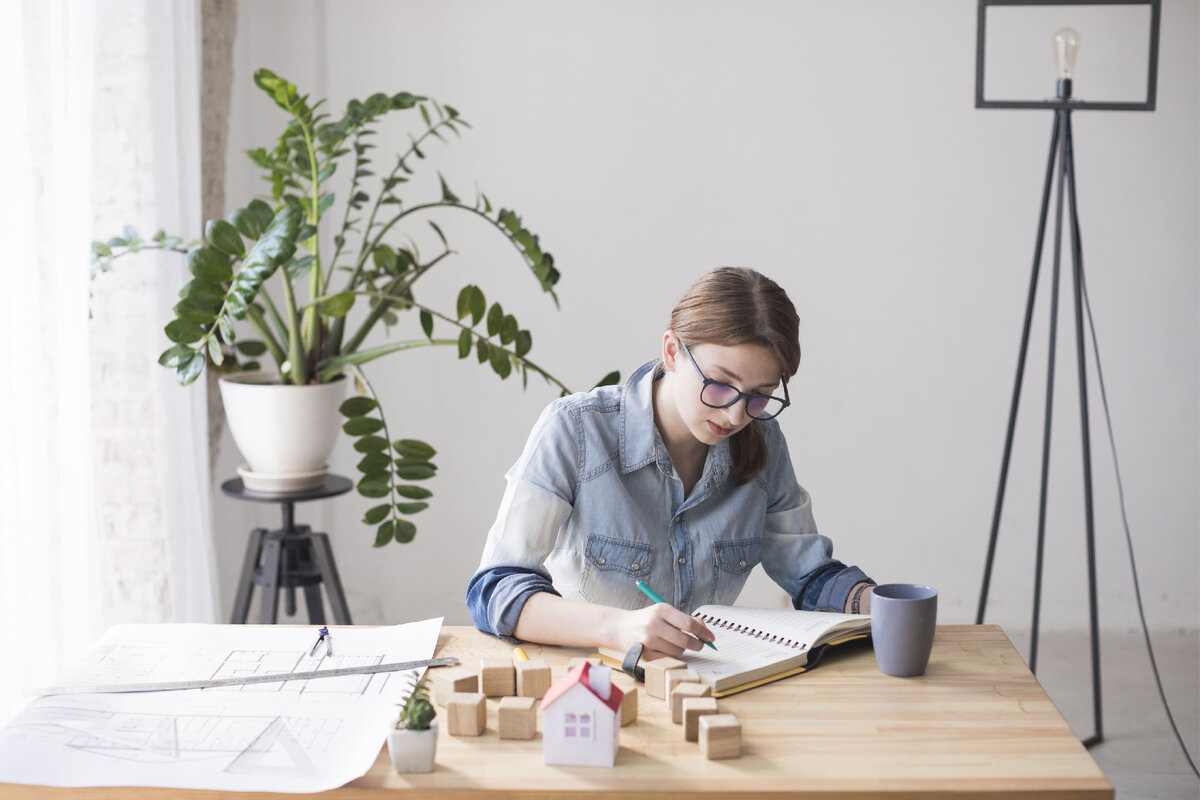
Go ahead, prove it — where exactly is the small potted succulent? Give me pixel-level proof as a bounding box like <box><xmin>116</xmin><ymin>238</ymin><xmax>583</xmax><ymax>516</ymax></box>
<box><xmin>387</xmin><ymin>672</ymin><xmax>438</xmax><ymax>773</ymax></box>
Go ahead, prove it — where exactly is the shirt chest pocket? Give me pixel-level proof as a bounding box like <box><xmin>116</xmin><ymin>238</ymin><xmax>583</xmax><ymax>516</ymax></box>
<box><xmin>708</xmin><ymin>537</ymin><xmax>762</xmax><ymax>605</ymax></box>
<box><xmin>579</xmin><ymin>535</ymin><xmax>653</xmax><ymax>608</ymax></box>
<box><xmin>584</xmin><ymin>535</ymin><xmax>653</xmax><ymax>577</ymax></box>
<box><xmin>712</xmin><ymin>538</ymin><xmax>761</xmax><ymax>576</ymax></box>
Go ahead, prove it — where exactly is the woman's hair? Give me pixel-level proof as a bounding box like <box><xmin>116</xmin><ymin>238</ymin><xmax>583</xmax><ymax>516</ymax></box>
<box><xmin>667</xmin><ymin>266</ymin><xmax>801</xmax><ymax>484</ymax></box>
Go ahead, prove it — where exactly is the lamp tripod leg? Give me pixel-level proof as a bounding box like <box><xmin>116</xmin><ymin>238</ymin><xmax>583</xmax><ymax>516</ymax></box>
<box><xmin>977</xmin><ymin>113</ymin><xmax>1064</xmax><ymax>625</ymax></box>
<box><xmin>1030</xmin><ymin>109</ymin><xmax>1072</xmax><ymax>675</ymax></box>
<box><xmin>1062</xmin><ymin>113</ymin><xmax>1104</xmax><ymax>747</ymax></box>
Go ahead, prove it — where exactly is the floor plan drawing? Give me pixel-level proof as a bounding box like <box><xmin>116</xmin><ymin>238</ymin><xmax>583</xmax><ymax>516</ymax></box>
<box><xmin>0</xmin><ymin>618</ymin><xmax>442</xmax><ymax>793</ymax></box>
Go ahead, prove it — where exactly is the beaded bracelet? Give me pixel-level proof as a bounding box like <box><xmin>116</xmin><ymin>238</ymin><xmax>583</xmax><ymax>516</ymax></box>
<box><xmin>849</xmin><ymin>582</ymin><xmax>875</xmax><ymax>614</ymax></box>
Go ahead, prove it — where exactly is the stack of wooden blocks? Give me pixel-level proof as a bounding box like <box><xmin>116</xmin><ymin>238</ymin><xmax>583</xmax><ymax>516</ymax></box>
<box><xmin>428</xmin><ymin>650</ymin><xmax>737</xmax><ymax>761</ymax></box>
<box><xmin>643</xmin><ymin>656</ymin><xmax>741</xmax><ymax>759</ymax></box>
<box><xmin>433</xmin><ymin>653</ymin><xmax>640</xmax><ymax>741</ymax></box>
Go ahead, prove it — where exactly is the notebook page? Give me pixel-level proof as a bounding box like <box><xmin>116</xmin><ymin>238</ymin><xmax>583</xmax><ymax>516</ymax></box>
<box><xmin>695</xmin><ymin>606</ymin><xmax>867</xmax><ymax>648</ymax></box>
<box><xmin>679</xmin><ymin>621</ymin><xmax>800</xmax><ymax>684</ymax></box>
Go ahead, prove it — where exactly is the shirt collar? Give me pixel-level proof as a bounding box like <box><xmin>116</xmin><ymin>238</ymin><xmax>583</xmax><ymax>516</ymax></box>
<box><xmin>618</xmin><ymin>359</ymin><xmax>733</xmax><ymax>479</ymax></box>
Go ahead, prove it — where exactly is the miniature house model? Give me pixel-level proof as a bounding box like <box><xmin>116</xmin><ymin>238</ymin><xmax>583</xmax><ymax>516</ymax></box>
<box><xmin>540</xmin><ymin>661</ymin><xmax>624</xmax><ymax>767</ymax></box>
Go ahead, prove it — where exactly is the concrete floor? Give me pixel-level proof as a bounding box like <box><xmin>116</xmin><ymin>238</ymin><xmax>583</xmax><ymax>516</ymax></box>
<box><xmin>1006</xmin><ymin>628</ymin><xmax>1199</xmax><ymax>800</ymax></box>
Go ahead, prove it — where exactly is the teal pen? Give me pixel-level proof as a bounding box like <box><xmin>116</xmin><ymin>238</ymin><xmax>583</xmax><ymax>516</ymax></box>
<box><xmin>635</xmin><ymin>580</ymin><xmax>718</xmax><ymax>650</ymax></box>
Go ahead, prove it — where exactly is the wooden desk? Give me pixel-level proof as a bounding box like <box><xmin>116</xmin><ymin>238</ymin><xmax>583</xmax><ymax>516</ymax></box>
<box><xmin>1</xmin><ymin>625</ymin><xmax>1111</xmax><ymax>799</ymax></box>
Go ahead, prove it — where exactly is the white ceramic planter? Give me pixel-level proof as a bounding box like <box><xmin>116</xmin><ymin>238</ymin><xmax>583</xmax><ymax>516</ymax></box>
<box><xmin>218</xmin><ymin>373</ymin><xmax>347</xmax><ymax>481</ymax></box>
<box><xmin>387</xmin><ymin>720</ymin><xmax>438</xmax><ymax>773</ymax></box>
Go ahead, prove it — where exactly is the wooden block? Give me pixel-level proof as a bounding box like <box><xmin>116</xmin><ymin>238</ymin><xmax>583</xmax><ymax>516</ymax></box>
<box><xmin>699</xmin><ymin>713</ymin><xmax>741</xmax><ymax>759</ymax></box>
<box><xmin>619</xmin><ymin>687</ymin><xmax>638</xmax><ymax>727</ymax></box>
<box><xmin>446</xmin><ymin>692</ymin><xmax>487</xmax><ymax>737</ymax></box>
<box><xmin>497</xmin><ymin>696</ymin><xmax>537</xmax><ymax>740</ymax></box>
<box><xmin>663</xmin><ymin>668</ymin><xmax>700</xmax><ymax>709</ymax></box>
<box><xmin>566</xmin><ymin>656</ymin><xmax>602</xmax><ymax>670</ymax></box>
<box><xmin>515</xmin><ymin>659</ymin><xmax>552</xmax><ymax>699</ymax></box>
<box><xmin>432</xmin><ymin>667</ymin><xmax>478</xmax><ymax>706</ymax></box>
<box><xmin>480</xmin><ymin>658</ymin><xmax>516</xmax><ymax>697</ymax></box>
<box><xmin>643</xmin><ymin>657</ymin><xmax>686</xmax><ymax>699</ymax></box>
<box><xmin>670</xmin><ymin>680</ymin><xmax>711</xmax><ymax>724</ymax></box>
<box><xmin>682</xmin><ymin>696</ymin><xmax>720</xmax><ymax>741</ymax></box>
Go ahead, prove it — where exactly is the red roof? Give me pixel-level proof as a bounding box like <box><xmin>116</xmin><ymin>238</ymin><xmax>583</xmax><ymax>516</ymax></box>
<box><xmin>540</xmin><ymin>661</ymin><xmax>624</xmax><ymax>714</ymax></box>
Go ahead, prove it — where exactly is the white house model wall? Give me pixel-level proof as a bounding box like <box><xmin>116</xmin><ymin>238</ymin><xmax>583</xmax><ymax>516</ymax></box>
<box><xmin>540</xmin><ymin>662</ymin><xmax>624</xmax><ymax>767</ymax></box>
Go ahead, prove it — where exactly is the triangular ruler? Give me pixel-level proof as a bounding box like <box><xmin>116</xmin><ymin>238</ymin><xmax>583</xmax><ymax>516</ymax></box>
<box><xmin>224</xmin><ymin>715</ymin><xmax>318</xmax><ymax>777</ymax></box>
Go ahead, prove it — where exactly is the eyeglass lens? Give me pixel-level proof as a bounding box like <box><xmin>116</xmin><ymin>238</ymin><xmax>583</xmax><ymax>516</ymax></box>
<box><xmin>700</xmin><ymin>382</ymin><xmax>784</xmax><ymax>419</ymax></box>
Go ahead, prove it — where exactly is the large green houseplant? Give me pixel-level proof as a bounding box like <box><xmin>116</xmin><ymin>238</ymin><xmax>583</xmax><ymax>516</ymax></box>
<box><xmin>92</xmin><ymin>68</ymin><xmax>615</xmax><ymax>546</ymax></box>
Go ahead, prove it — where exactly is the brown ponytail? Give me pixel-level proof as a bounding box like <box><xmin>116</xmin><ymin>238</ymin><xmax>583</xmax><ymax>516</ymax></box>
<box><xmin>668</xmin><ymin>267</ymin><xmax>801</xmax><ymax>484</ymax></box>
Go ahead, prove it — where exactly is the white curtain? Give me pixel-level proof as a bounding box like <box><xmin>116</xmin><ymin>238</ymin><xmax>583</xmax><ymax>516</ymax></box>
<box><xmin>0</xmin><ymin>0</ymin><xmax>217</xmax><ymax>724</ymax></box>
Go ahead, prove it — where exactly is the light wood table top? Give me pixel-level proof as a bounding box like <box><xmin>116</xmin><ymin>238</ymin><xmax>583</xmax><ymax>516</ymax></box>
<box><xmin>0</xmin><ymin>624</ymin><xmax>1111</xmax><ymax>799</ymax></box>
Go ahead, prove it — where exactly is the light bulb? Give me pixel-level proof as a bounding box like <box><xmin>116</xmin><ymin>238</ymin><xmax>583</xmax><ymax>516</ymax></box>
<box><xmin>1053</xmin><ymin>27</ymin><xmax>1080</xmax><ymax>98</ymax></box>
<box><xmin>1053</xmin><ymin>27</ymin><xmax>1080</xmax><ymax>79</ymax></box>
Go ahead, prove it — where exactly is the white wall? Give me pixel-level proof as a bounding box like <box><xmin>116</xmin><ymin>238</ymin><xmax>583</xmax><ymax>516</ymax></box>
<box><xmin>213</xmin><ymin>0</ymin><xmax>1198</xmax><ymax>635</ymax></box>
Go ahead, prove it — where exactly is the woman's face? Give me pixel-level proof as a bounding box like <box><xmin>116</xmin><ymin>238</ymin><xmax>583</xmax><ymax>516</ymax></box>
<box><xmin>664</xmin><ymin>335</ymin><xmax>784</xmax><ymax>446</ymax></box>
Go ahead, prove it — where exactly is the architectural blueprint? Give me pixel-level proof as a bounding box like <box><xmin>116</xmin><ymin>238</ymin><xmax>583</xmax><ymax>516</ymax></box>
<box><xmin>0</xmin><ymin>618</ymin><xmax>442</xmax><ymax>793</ymax></box>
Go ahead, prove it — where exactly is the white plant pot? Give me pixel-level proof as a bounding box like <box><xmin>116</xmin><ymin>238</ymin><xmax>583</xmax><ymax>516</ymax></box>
<box><xmin>219</xmin><ymin>373</ymin><xmax>347</xmax><ymax>482</ymax></box>
<box><xmin>387</xmin><ymin>720</ymin><xmax>438</xmax><ymax>773</ymax></box>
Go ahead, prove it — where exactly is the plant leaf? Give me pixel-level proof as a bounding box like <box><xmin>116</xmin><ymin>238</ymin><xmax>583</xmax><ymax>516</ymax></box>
<box><xmin>357</xmin><ymin>452</ymin><xmax>391</xmax><ymax>473</ymax></box>
<box><xmin>177</xmin><ymin>353</ymin><xmax>205</xmax><ymax>385</ymax></box>
<box><xmin>392</xmin><ymin>519</ymin><xmax>417</xmax><ymax>544</ymax></box>
<box><xmin>356</xmin><ymin>475</ymin><xmax>390</xmax><ymax>498</ymax></box>
<box><xmin>353</xmin><ymin>435</ymin><xmax>389</xmax><ymax>453</ymax></box>
<box><xmin>501</xmin><ymin>314</ymin><xmax>518</xmax><ymax>345</ymax></box>
<box><xmin>206</xmin><ymin>219</ymin><xmax>245</xmax><ymax>257</ymax></box>
<box><xmin>235</xmin><ymin>340</ymin><xmax>268</xmax><ymax>356</ymax></box>
<box><xmin>340</xmin><ymin>396</ymin><xmax>378</xmax><ymax>416</ymax></box>
<box><xmin>490</xmin><ymin>345</ymin><xmax>512</xmax><ymax>379</ymax></box>
<box><xmin>363</xmin><ymin>504</ymin><xmax>392</xmax><ymax>525</ymax></box>
<box><xmin>515</xmin><ymin>329</ymin><xmax>532</xmax><ymax>357</ymax></box>
<box><xmin>469</xmin><ymin>285</ymin><xmax>485</xmax><ymax>325</ymax></box>
<box><xmin>395</xmin><ymin>485</ymin><xmax>433</xmax><ymax>500</ymax></box>
<box><xmin>395</xmin><ymin>502</ymin><xmax>429</xmax><ymax>515</ymax></box>
<box><xmin>393</xmin><ymin>462</ymin><xmax>436</xmax><ymax>481</ymax></box>
<box><xmin>393</xmin><ymin>439</ymin><xmax>436</xmax><ymax>460</ymax></box>
<box><xmin>438</xmin><ymin>174</ymin><xmax>459</xmax><ymax>204</ymax></box>
<box><xmin>187</xmin><ymin>248</ymin><xmax>233</xmax><ymax>283</ymax></box>
<box><xmin>420</xmin><ymin>310</ymin><xmax>434</xmax><ymax>339</ymax></box>
<box><xmin>594</xmin><ymin>370</ymin><xmax>621</xmax><ymax>388</ymax></box>
<box><xmin>373</xmin><ymin>521</ymin><xmax>395</xmax><ymax>547</ymax></box>
<box><xmin>343</xmin><ymin>416</ymin><xmax>385</xmax><ymax>435</ymax></box>
<box><xmin>322</xmin><ymin>291</ymin><xmax>355</xmax><ymax>317</ymax></box>
<box><xmin>486</xmin><ymin>302</ymin><xmax>503</xmax><ymax>337</ymax></box>
<box><xmin>457</xmin><ymin>328</ymin><xmax>472</xmax><ymax>359</ymax></box>
<box><xmin>164</xmin><ymin>319</ymin><xmax>205</xmax><ymax>345</ymax></box>
<box><xmin>456</xmin><ymin>285</ymin><xmax>472</xmax><ymax>320</ymax></box>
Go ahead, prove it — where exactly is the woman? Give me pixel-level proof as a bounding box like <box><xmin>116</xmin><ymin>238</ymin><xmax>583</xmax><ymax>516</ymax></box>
<box><xmin>467</xmin><ymin>267</ymin><xmax>873</xmax><ymax>656</ymax></box>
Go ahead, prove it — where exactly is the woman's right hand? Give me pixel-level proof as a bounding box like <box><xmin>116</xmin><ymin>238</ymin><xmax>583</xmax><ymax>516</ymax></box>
<box><xmin>610</xmin><ymin>603</ymin><xmax>716</xmax><ymax>657</ymax></box>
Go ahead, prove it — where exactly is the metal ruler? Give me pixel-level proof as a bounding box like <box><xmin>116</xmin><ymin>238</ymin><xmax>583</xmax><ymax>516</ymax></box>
<box><xmin>28</xmin><ymin>656</ymin><xmax>460</xmax><ymax>696</ymax></box>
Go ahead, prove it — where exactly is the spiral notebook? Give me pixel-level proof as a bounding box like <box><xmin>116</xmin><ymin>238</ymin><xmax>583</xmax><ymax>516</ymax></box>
<box><xmin>680</xmin><ymin>605</ymin><xmax>871</xmax><ymax>695</ymax></box>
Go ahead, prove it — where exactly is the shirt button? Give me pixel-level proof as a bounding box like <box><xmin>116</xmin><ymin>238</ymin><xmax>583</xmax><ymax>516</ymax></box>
<box><xmin>706</xmin><ymin>481</ymin><xmax>713</xmax><ymax>489</ymax></box>
<box><xmin>678</xmin><ymin>557</ymin><xmax>686</xmax><ymax>565</ymax></box>
<box><xmin>678</xmin><ymin>602</ymin><xmax>686</xmax><ymax>610</ymax></box>
<box><xmin>739</xmin><ymin>560</ymin><xmax>747</xmax><ymax>568</ymax></box>
<box><xmin>597</xmin><ymin>557</ymin><xmax>606</xmax><ymax>565</ymax></box>
<box><xmin>630</xmin><ymin>562</ymin><xmax>639</xmax><ymax>571</ymax></box>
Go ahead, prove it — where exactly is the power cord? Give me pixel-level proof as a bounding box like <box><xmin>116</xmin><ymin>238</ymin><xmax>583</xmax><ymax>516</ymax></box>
<box><xmin>1078</xmin><ymin>254</ymin><xmax>1200</xmax><ymax>780</ymax></box>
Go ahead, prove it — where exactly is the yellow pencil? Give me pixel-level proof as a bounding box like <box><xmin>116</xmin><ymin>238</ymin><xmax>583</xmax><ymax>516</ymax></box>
<box><xmin>513</xmin><ymin>647</ymin><xmax>529</xmax><ymax>661</ymax></box>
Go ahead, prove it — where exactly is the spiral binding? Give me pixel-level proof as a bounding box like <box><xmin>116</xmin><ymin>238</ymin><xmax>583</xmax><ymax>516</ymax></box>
<box><xmin>694</xmin><ymin>613</ymin><xmax>809</xmax><ymax>651</ymax></box>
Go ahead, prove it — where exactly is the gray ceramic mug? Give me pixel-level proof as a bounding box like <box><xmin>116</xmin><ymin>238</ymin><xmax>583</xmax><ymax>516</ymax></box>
<box><xmin>870</xmin><ymin>584</ymin><xmax>937</xmax><ymax>677</ymax></box>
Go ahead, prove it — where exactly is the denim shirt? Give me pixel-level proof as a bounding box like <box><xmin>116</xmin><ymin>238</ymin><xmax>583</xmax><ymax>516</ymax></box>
<box><xmin>467</xmin><ymin>359</ymin><xmax>870</xmax><ymax>641</ymax></box>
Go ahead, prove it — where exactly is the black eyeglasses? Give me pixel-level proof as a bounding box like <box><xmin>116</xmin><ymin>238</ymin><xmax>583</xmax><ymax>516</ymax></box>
<box><xmin>677</xmin><ymin>340</ymin><xmax>791</xmax><ymax>421</ymax></box>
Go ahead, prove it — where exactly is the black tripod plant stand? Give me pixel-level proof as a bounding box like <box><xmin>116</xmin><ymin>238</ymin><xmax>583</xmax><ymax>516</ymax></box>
<box><xmin>974</xmin><ymin>101</ymin><xmax>1105</xmax><ymax>749</ymax></box>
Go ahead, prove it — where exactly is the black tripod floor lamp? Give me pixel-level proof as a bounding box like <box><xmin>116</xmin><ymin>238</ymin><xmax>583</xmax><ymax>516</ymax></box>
<box><xmin>971</xmin><ymin>0</ymin><xmax>1161</xmax><ymax>749</ymax></box>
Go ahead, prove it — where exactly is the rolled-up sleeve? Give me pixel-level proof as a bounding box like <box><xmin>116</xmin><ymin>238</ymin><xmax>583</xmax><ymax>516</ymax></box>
<box><xmin>757</xmin><ymin>423</ymin><xmax>873</xmax><ymax>612</ymax></box>
<box><xmin>466</xmin><ymin>401</ymin><xmax>579</xmax><ymax>639</ymax></box>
